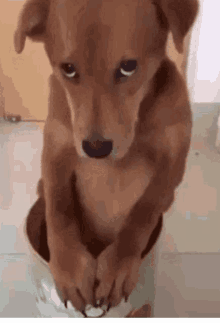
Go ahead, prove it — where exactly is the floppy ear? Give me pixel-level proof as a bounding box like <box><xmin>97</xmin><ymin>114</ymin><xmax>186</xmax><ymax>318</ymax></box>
<box><xmin>14</xmin><ymin>0</ymin><xmax>49</xmax><ymax>54</ymax></box>
<box><xmin>154</xmin><ymin>0</ymin><xmax>199</xmax><ymax>53</ymax></box>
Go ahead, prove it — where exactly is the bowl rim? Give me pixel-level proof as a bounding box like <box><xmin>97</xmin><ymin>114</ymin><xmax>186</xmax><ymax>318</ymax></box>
<box><xmin>23</xmin><ymin>214</ymin><xmax>50</xmax><ymax>269</ymax></box>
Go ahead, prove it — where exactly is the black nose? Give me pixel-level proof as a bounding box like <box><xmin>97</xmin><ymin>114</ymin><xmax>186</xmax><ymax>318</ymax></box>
<box><xmin>82</xmin><ymin>138</ymin><xmax>113</xmax><ymax>158</ymax></box>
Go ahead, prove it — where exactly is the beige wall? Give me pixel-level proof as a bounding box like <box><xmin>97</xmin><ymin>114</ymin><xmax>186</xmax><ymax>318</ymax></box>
<box><xmin>0</xmin><ymin>0</ymin><xmax>190</xmax><ymax>120</ymax></box>
<box><xmin>0</xmin><ymin>0</ymin><xmax>51</xmax><ymax>120</ymax></box>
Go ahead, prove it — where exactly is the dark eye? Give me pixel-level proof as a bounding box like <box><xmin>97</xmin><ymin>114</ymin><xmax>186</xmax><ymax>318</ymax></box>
<box><xmin>61</xmin><ymin>63</ymin><xmax>77</xmax><ymax>78</ymax></box>
<box><xmin>116</xmin><ymin>60</ymin><xmax>137</xmax><ymax>79</ymax></box>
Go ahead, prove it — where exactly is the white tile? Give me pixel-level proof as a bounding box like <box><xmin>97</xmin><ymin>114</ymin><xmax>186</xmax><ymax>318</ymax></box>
<box><xmin>164</xmin><ymin>144</ymin><xmax>220</xmax><ymax>253</ymax></box>
<box><xmin>0</xmin><ymin>122</ymin><xmax>43</xmax><ymax>253</ymax></box>
<box><xmin>0</xmin><ymin>254</ymin><xmax>40</xmax><ymax>317</ymax></box>
<box><xmin>154</xmin><ymin>253</ymin><xmax>220</xmax><ymax>317</ymax></box>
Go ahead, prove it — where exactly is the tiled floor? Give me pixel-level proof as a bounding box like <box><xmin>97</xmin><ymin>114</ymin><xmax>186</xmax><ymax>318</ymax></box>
<box><xmin>0</xmin><ymin>107</ymin><xmax>220</xmax><ymax>317</ymax></box>
<box><xmin>0</xmin><ymin>254</ymin><xmax>40</xmax><ymax>317</ymax></box>
<box><xmin>154</xmin><ymin>253</ymin><xmax>220</xmax><ymax>317</ymax></box>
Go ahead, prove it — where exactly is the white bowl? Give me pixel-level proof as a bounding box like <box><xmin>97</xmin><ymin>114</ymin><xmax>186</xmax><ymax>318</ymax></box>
<box><xmin>24</xmin><ymin>203</ymin><xmax>160</xmax><ymax>317</ymax></box>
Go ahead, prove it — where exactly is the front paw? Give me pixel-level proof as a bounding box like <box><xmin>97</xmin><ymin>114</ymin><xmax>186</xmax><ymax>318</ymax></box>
<box><xmin>49</xmin><ymin>246</ymin><xmax>97</xmax><ymax>314</ymax></box>
<box><xmin>95</xmin><ymin>243</ymin><xmax>142</xmax><ymax>309</ymax></box>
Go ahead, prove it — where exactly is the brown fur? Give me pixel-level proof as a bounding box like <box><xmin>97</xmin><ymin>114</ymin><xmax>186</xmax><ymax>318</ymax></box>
<box><xmin>15</xmin><ymin>0</ymin><xmax>199</xmax><ymax>314</ymax></box>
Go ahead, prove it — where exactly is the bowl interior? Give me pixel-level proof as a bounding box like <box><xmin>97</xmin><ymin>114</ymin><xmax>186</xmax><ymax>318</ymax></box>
<box><xmin>26</xmin><ymin>197</ymin><xmax>163</xmax><ymax>263</ymax></box>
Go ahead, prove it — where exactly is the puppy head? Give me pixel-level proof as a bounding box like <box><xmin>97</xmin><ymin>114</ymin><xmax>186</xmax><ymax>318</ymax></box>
<box><xmin>14</xmin><ymin>0</ymin><xmax>199</xmax><ymax>161</ymax></box>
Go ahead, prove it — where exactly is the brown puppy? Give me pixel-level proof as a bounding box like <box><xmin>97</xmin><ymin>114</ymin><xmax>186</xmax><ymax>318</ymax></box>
<box><xmin>14</xmin><ymin>0</ymin><xmax>199</xmax><ymax>314</ymax></box>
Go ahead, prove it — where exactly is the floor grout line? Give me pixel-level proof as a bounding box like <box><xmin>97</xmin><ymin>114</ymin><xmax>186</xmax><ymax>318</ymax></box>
<box><xmin>0</xmin><ymin>253</ymin><xmax>27</xmax><ymax>256</ymax></box>
<box><xmin>161</xmin><ymin>252</ymin><xmax>220</xmax><ymax>255</ymax></box>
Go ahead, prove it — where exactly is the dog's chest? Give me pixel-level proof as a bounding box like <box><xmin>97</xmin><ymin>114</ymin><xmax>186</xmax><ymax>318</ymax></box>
<box><xmin>76</xmin><ymin>159</ymin><xmax>153</xmax><ymax>240</ymax></box>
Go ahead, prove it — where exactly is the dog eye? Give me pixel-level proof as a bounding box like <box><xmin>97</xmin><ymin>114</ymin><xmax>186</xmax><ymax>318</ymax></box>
<box><xmin>118</xmin><ymin>60</ymin><xmax>137</xmax><ymax>78</ymax></box>
<box><xmin>61</xmin><ymin>63</ymin><xmax>77</xmax><ymax>78</ymax></box>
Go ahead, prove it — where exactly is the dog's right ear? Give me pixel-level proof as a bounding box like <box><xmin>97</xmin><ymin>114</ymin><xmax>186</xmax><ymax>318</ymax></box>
<box><xmin>14</xmin><ymin>0</ymin><xmax>49</xmax><ymax>54</ymax></box>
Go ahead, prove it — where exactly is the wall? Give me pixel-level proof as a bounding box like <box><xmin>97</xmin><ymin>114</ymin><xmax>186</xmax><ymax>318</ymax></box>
<box><xmin>0</xmin><ymin>0</ymin><xmax>51</xmax><ymax>120</ymax></box>
<box><xmin>187</xmin><ymin>0</ymin><xmax>220</xmax><ymax>104</ymax></box>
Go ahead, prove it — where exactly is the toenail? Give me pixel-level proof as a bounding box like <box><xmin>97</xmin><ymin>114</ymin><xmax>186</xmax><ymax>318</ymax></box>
<box><xmin>82</xmin><ymin>310</ymin><xmax>88</xmax><ymax>317</ymax></box>
<box><xmin>107</xmin><ymin>302</ymin><xmax>112</xmax><ymax>312</ymax></box>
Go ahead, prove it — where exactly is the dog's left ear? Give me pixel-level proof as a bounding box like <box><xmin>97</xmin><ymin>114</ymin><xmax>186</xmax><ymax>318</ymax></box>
<box><xmin>14</xmin><ymin>0</ymin><xmax>49</xmax><ymax>54</ymax></box>
<box><xmin>154</xmin><ymin>0</ymin><xmax>199</xmax><ymax>53</ymax></box>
